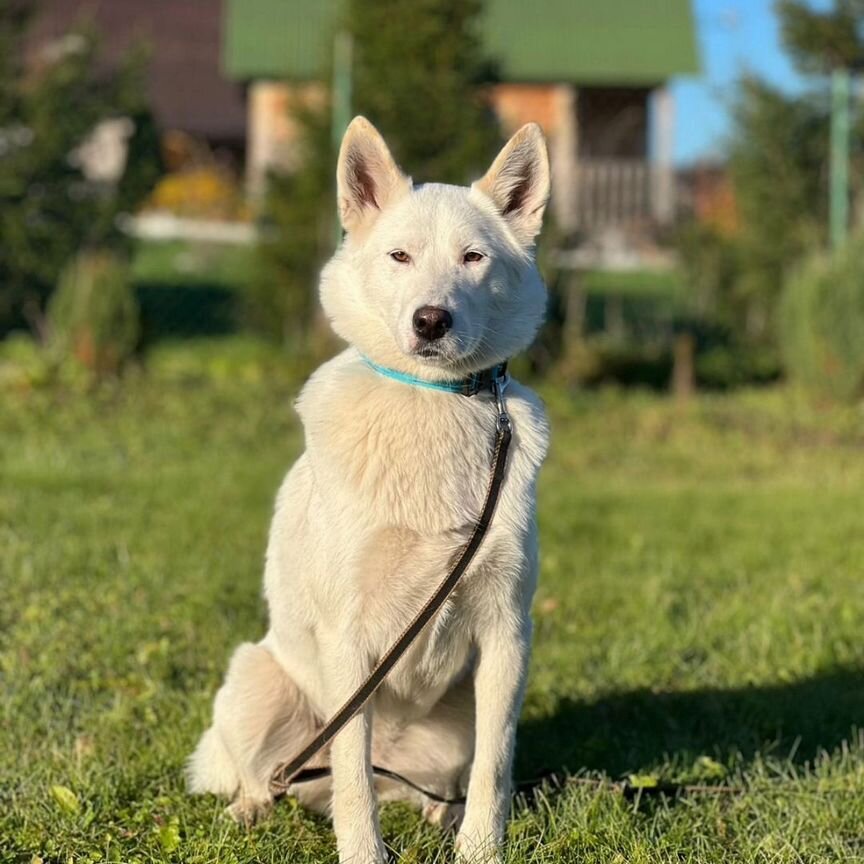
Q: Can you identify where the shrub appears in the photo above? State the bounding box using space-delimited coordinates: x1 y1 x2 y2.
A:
780 232 864 400
676 223 741 326
0 332 56 391
695 344 782 390
0 11 161 336
48 250 140 379
145 335 315 385
145 168 249 221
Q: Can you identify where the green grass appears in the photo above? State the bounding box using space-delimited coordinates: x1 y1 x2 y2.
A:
3 348 864 863
580 268 685 301
131 241 255 293
130 241 256 344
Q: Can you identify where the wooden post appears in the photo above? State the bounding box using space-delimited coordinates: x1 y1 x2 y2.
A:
830 67 850 250
562 270 587 356
671 332 695 400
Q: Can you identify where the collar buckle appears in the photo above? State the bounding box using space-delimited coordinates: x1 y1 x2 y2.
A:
492 369 511 433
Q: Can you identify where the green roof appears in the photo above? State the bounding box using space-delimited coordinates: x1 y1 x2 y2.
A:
224 0 699 85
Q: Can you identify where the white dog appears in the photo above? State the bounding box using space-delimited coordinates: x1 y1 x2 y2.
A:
188 116 551 863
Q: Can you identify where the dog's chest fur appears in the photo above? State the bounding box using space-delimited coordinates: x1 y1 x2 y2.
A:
268 350 548 711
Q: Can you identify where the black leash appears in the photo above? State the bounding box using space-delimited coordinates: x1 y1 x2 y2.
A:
269 374 513 798
277 767 748 809
276 765 468 805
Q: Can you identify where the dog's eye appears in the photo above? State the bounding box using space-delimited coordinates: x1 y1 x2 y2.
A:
463 251 485 264
389 250 411 264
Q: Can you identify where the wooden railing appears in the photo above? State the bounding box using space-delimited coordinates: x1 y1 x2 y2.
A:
565 159 674 231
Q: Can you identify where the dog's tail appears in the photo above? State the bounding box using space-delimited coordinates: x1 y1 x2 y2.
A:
186 726 239 798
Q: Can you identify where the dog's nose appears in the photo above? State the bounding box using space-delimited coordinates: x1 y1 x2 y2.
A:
412 306 453 341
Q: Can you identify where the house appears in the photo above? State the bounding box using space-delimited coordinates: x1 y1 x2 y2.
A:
26 0 247 165
24 0 698 253
223 0 699 245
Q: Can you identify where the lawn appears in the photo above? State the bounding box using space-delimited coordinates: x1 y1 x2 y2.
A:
2 345 864 863
131 241 256 344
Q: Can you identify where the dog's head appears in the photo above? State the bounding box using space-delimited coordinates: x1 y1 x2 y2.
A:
320 117 550 377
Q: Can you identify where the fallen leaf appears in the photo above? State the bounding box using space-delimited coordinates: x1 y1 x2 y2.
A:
158 818 181 853
627 774 659 789
539 597 559 614
50 785 80 815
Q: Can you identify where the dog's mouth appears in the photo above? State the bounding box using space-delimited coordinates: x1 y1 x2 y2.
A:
407 334 485 371
401 324 485 370
410 342 465 367
414 344 443 360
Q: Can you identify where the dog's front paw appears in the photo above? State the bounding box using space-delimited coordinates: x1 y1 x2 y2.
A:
455 825 502 864
224 795 272 828
337 834 389 864
422 800 465 833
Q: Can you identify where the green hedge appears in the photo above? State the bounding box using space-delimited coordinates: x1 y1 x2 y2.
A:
780 233 864 400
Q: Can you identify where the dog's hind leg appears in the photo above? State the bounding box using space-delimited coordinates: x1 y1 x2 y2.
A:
187 640 318 825
374 677 475 832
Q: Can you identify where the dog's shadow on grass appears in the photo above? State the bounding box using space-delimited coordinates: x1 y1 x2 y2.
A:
516 667 864 781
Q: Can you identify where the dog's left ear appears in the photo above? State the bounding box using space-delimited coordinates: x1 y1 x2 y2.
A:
337 116 412 232
473 123 550 246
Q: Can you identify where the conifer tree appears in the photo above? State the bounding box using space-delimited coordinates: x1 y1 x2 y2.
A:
348 0 499 184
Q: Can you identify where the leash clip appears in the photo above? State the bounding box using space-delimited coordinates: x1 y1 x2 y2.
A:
492 370 511 433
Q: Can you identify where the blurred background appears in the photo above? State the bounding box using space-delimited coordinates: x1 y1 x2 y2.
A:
6 3 864 860
2 0 863 396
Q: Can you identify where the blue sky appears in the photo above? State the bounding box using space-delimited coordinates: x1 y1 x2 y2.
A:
670 0 822 163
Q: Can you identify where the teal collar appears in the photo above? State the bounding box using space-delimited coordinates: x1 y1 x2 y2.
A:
361 355 508 397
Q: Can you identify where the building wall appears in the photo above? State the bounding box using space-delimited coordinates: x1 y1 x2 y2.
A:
27 0 247 143
246 81 325 196
488 83 566 136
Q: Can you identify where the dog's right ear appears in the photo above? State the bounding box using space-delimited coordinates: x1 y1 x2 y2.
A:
337 116 412 233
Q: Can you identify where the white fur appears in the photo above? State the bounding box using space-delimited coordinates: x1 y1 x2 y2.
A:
188 117 551 863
